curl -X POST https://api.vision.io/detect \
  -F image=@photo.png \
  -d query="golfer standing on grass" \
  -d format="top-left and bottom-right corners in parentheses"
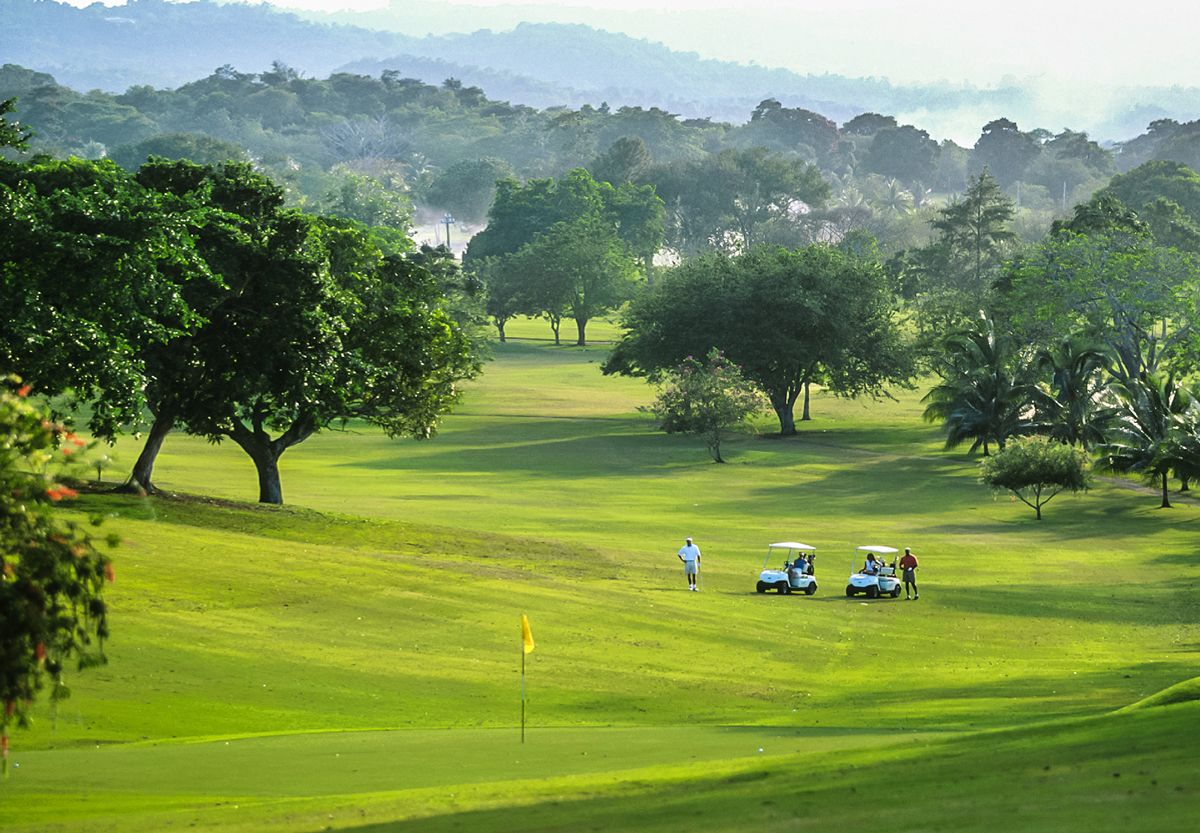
top-left (677, 537), bottom-right (701, 591)
top-left (899, 547), bottom-right (919, 599)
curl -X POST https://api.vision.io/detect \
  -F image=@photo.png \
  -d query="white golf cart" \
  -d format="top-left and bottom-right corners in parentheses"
top-left (845, 545), bottom-right (902, 599)
top-left (756, 542), bottom-right (818, 595)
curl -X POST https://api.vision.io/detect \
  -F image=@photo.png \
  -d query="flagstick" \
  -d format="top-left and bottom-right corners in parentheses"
top-left (520, 647), bottom-right (526, 744)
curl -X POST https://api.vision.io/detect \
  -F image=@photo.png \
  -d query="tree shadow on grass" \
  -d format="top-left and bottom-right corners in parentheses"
top-left (744, 453), bottom-right (982, 520)
top-left (930, 582), bottom-right (1191, 626)
top-left (330, 422), bottom-right (735, 479)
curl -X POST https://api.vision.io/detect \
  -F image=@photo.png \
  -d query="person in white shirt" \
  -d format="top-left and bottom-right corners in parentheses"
top-left (677, 537), bottom-right (701, 591)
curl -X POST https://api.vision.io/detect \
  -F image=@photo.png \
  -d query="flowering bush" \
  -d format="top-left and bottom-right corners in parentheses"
top-left (648, 350), bottom-right (766, 462)
top-left (0, 375), bottom-right (114, 775)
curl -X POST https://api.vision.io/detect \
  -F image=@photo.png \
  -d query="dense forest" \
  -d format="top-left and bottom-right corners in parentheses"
top-left (5, 57), bottom-right (1200, 257)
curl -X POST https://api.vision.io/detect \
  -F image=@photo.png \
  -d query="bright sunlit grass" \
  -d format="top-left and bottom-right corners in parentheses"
top-left (3, 339), bottom-right (1197, 832)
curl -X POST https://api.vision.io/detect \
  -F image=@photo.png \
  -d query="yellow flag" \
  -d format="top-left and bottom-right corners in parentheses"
top-left (521, 614), bottom-right (535, 654)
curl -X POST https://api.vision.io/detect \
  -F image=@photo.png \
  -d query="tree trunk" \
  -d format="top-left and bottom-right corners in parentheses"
top-left (549, 317), bottom-right (561, 345)
top-left (1160, 471), bottom-right (1171, 509)
top-left (227, 415), bottom-right (315, 506)
top-left (801, 380), bottom-right (812, 421)
top-left (249, 444), bottom-right (284, 505)
top-left (1180, 475), bottom-right (1190, 493)
top-left (231, 433), bottom-right (287, 505)
top-left (575, 318), bottom-right (587, 346)
top-left (773, 401), bottom-right (796, 436)
top-left (122, 410), bottom-right (174, 494)
top-left (496, 320), bottom-right (507, 342)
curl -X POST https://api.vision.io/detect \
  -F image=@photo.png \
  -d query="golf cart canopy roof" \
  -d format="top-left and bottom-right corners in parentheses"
top-left (856, 545), bottom-right (898, 554)
top-left (769, 542), bottom-right (815, 551)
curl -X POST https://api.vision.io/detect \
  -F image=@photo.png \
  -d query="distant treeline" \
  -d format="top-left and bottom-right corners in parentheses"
top-left (3, 60), bottom-right (1200, 251)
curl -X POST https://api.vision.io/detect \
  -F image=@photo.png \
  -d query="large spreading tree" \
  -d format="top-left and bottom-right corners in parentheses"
top-left (604, 245), bottom-right (911, 435)
top-left (0, 155), bottom-right (215, 458)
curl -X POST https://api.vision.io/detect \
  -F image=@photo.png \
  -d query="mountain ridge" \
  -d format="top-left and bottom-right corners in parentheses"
top-left (1, 0), bottom-right (1198, 140)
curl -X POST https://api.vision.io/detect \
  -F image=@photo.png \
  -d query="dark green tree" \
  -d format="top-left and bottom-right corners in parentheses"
top-left (1001, 231), bottom-right (1199, 386)
top-left (589, 136), bottom-right (651, 185)
top-left (466, 168), bottom-right (661, 264)
top-left (971, 118), bottom-right (1040, 187)
top-left (1102, 160), bottom-right (1200, 226)
top-left (842, 113), bottom-right (897, 135)
top-left (930, 170), bottom-right (1017, 297)
top-left (605, 246), bottom-right (911, 434)
top-left (178, 216), bottom-right (480, 504)
top-left (0, 156), bottom-right (214, 452)
top-left (508, 216), bottom-right (640, 346)
top-left (109, 133), bottom-right (249, 170)
top-left (922, 313), bottom-right (1035, 456)
top-left (863, 125), bottom-right (939, 188)
top-left (1031, 335), bottom-right (1113, 450)
top-left (1097, 374), bottom-right (1196, 509)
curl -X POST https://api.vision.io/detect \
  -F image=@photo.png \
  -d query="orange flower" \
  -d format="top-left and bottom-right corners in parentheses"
top-left (45, 488), bottom-right (63, 502)
top-left (35, 643), bottom-right (46, 663)
top-left (16, 384), bottom-right (31, 397)
top-left (104, 562), bottom-right (116, 583)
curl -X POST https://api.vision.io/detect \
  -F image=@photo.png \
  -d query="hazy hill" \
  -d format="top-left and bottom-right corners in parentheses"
top-left (0, 0), bottom-right (419, 91)
top-left (2, 0), bottom-right (1199, 141)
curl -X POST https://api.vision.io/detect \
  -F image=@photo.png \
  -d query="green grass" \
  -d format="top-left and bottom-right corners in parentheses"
top-left (3, 340), bottom-right (1197, 831)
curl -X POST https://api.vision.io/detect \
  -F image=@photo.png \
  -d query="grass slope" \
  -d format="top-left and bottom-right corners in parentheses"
top-left (2, 340), bottom-right (1197, 831)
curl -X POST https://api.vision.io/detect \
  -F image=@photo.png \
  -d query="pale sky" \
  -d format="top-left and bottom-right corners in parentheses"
top-left (280, 0), bottom-right (1198, 89)
top-left (59, 0), bottom-right (1200, 90)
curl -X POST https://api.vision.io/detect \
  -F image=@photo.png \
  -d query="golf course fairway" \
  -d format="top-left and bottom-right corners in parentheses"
top-left (2, 336), bottom-right (1197, 832)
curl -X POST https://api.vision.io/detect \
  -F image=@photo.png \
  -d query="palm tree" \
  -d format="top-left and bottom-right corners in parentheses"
top-left (922, 313), bottom-right (1036, 455)
top-left (1096, 373), bottom-right (1195, 508)
top-left (1030, 335), bottom-right (1114, 450)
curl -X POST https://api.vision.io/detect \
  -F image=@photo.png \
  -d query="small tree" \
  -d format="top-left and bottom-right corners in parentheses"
top-left (0, 377), bottom-right (115, 775)
top-left (648, 350), bottom-right (766, 462)
top-left (979, 434), bottom-right (1091, 520)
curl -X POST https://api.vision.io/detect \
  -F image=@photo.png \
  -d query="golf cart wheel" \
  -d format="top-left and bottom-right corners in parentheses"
top-left (891, 586), bottom-right (902, 598)
top-left (756, 582), bottom-right (767, 594)
top-left (845, 586), bottom-right (855, 597)
top-left (805, 583), bottom-right (817, 596)
top-left (776, 582), bottom-right (789, 595)
top-left (866, 586), bottom-right (879, 599)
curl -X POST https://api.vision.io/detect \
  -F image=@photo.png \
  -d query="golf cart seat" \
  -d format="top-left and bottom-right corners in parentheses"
top-left (879, 565), bottom-right (895, 577)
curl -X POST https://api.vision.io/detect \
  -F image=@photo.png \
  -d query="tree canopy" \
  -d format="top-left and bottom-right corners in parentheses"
top-left (605, 245), bottom-right (911, 434)
top-left (979, 434), bottom-right (1091, 520)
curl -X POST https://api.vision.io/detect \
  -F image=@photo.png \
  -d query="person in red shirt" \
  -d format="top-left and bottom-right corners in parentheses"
top-left (899, 547), bottom-right (919, 600)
